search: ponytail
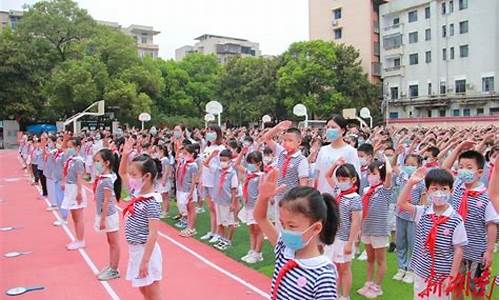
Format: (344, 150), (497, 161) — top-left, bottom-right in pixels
(320, 193), (339, 245)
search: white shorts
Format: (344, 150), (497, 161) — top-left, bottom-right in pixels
(126, 243), (162, 288)
(388, 203), (396, 232)
(94, 212), (119, 233)
(414, 275), (450, 300)
(216, 204), (236, 226)
(176, 191), (198, 216)
(157, 181), (171, 194)
(237, 207), (256, 225)
(46, 178), (57, 206)
(85, 157), (93, 174)
(324, 239), (355, 264)
(361, 235), (389, 249)
(61, 183), (87, 210)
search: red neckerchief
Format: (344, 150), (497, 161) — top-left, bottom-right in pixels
(271, 260), (299, 300)
(336, 187), (358, 204)
(54, 149), (64, 160)
(243, 173), (259, 202)
(425, 161), (440, 168)
(264, 165), (274, 174)
(29, 146), (36, 159)
(92, 175), (106, 194)
(362, 183), (383, 219)
(122, 196), (153, 217)
(176, 159), (194, 187)
(458, 188), (485, 221)
(63, 157), (74, 177)
(217, 168), (230, 195)
(281, 151), (295, 177)
(361, 166), (368, 173)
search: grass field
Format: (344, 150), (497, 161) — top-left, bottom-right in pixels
(162, 201), (499, 300)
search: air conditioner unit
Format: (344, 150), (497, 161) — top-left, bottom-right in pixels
(332, 20), (339, 26)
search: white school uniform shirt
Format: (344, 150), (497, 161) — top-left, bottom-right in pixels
(200, 144), (226, 188)
(314, 144), (361, 194)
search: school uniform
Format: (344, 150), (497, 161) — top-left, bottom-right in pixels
(410, 205), (467, 300)
(93, 174), (119, 232)
(61, 155), (87, 210)
(44, 147), (57, 207)
(124, 193), (163, 288)
(361, 185), (393, 248)
(359, 166), (369, 196)
(271, 237), (338, 300)
(53, 150), (68, 218)
(237, 171), (262, 225)
(36, 147), (48, 196)
(157, 156), (173, 194)
(211, 167), (239, 226)
(175, 159), (199, 216)
(479, 162), (493, 188)
(200, 144), (226, 199)
(84, 142), (94, 176)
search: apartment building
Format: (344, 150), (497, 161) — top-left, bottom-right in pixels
(380, 0), (499, 122)
(309, 0), (389, 83)
(175, 34), (261, 64)
(98, 21), (160, 58)
(0, 10), (23, 31)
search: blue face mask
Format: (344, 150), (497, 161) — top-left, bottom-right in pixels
(457, 169), (475, 183)
(358, 138), (365, 145)
(247, 164), (258, 173)
(402, 165), (417, 176)
(67, 148), (76, 157)
(280, 223), (316, 251)
(95, 161), (104, 175)
(325, 128), (340, 142)
(206, 132), (217, 142)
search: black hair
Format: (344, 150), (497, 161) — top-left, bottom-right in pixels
(458, 150), (485, 169)
(246, 151), (263, 171)
(368, 160), (387, 181)
(192, 143), (201, 154)
(49, 135), (57, 142)
(69, 137), (81, 148)
(243, 136), (254, 143)
(97, 148), (122, 201)
(279, 186), (339, 245)
(208, 125), (223, 143)
(131, 154), (158, 183)
(219, 149), (233, 159)
(184, 144), (199, 159)
(358, 143), (374, 156)
(335, 163), (360, 194)
(330, 114), (348, 136)
(285, 127), (302, 141)
(227, 139), (242, 154)
(384, 146), (395, 152)
(424, 168), (454, 189)
(263, 146), (274, 156)
(405, 154), (423, 166)
(425, 146), (440, 158)
(486, 146), (499, 162)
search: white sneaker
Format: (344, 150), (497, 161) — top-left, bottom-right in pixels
(46, 206), (58, 211)
(208, 235), (220, 244)
(241, 250), (254, 262)
(53, 220), (68, 226)
(357, 250), (367, 261)
(66, 240), (85, 250)
(392, 269), (406, 281)
(357, 281), (373, 297)
(402, 271), (414, 284)
(364, 284), (383, 299)
(245, 252), (263, 264)
(200, 232), (214, 240)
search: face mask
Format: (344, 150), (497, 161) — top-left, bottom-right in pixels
(95, 161), (104, 175)
(280, 223), (317, 251)
(338, 181), (353, 191)
(402, 165), (417, 176)
(263, 156), (273, 165)
(243, 141), (251, 147)
(206, 132), (217, 142)
(457, 169), (475, 184)
(174, 131), (181, 139)
(429, 190), (450, 206)
(56, 143), (62, 150)
(220, 161), (230, 169)
(359, 157), (368, 166)
(67, 148), (76, 156)
(367, 174), (381, 186)
(96, 135), (101, 140)
(386, 155), (394, 164)
(247, 164), (258, 173)
(128, 176), (144, 193)
(358, 138), (365, 145)
(325, 128), (341, 142)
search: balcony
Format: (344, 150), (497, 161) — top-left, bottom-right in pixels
(331, 19), (340, 27)
(216, 43), (242, 55)
(374, 21), (379, 33)
(382, 65), (403, 78)
(384, 23), (401, 32)
(372, 62), (381, 76)
(137, 43), (159, 50)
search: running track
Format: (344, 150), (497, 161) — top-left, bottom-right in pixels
(0, 150), (270, 299)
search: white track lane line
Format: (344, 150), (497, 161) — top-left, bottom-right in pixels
(83, 185), (269, 298)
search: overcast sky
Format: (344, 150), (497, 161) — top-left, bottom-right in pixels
(2, 0), (310, 59)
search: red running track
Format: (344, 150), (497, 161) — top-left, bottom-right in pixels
(0, 150), (271, 299)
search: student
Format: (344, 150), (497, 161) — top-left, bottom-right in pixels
(238, 151), (264, 264)
(384, 146), (399, 253)
(93, 149), (121, 281)
(43, 136), (58, 211)
(393, 153), (426, 284)
(489, 156), (499, 213)
(120, 140), (163, 300)
(262, 146), (276, 173)
(84, 138), (95, 180)
(208, 149), (240, 251)
(52, 136), (69, 226)
(398, 168), (467, 300)
(423, 146), (441, 169)
(176, 144), (199, 237)
(61, 137), (87, 250)
(325, 163), (362, 300)
(443, 145), (498, 300)
(357, 158), (393, 299)
(253, 170), (339, 300)
(158, 145), (173, 217)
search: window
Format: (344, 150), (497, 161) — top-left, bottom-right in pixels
(455, 79), (466, 94)
(425, 28), (431, 40)
(394, 58), (401, 67)
(409, 53), (419, 65)
(477, 108), (484, 115)
(428, 82), (432, 95)
(428, 110), (432, 117)
(482, 76), (495, 92)
(490, 107), (499, 115)
(409, 85), (419, 98)
(383, 34), (402, 49)
(409, 32), (418, 44)
(393, 18), (400, 25)
(440, 82), (447, 94)
(408, 10), (417, 23)
(442, 48), (447, 60)
(459, 45), (469, 57)
(425, 51), (432, 63)
(450, 47), (455, 59)
(459, 0), (467, 10)
(439, 109), (446, 117)
(442, 2), (447, 14)
(389, 112), (399, 119)
(459, 21), (468, 34)
(333, 8), (342, 20)
(425, 6), (431, 19)
(463, 108), (470, 116)
(450, 24), (454, 36)
(141, 37), (147, 44)
(334, 28), (342, 39)
(442, 25), (447, 37)
(453, 109), (460, 116)
(391, 87), (399, 99)
(449, 0), (454, 13)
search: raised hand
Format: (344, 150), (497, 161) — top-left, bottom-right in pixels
(258, 169), (286, 201)
(277, 120), (292, 131)
(458, 140), (476, 151)
(122, 137), (134, 156)
(409, 167), (427, 184)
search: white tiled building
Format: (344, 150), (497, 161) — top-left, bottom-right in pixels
(380, 0), (498, 122)
(98, 21), (160, 58)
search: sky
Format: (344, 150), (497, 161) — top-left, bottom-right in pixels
(2, 0), (310, 59)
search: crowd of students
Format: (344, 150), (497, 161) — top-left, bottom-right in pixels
(17, 115), (499, 300)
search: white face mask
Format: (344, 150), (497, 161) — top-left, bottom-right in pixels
(263, 156), (273, 165)
(220, 161), (230, 169)
(337, 181), (353, 191)
(128, 176), (144, 195)
(429, 190), (450, 206)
